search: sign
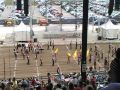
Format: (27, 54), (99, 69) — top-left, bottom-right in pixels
(82, 64), (86, 72)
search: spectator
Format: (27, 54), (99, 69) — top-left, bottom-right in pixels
(21, 78), (28, 89)
(62, 86), (67, 90)
(54, 84), (62, 90)
(85, 85), (94, 90)
(46, 83), (53, 90)
(12, 77), (18, 90)
(74, 84), (82, 90)
(68, 83), (74, 90)
(72, 76), (78, 86)
(91, 76), (96, 90)
(47, 73), (51, 84)
(1, 80), (5, 90)
(108, 48), (120, 83)
(100, 83), (120, 90)
(4, 83), (13, 90)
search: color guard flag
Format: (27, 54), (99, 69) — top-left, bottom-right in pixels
(54, 48), (59, 54)
(73, 50), (78, 60)
(86, 49), (90, 60)
(67, 52), (71, 57)
(86, 49), (90, 57)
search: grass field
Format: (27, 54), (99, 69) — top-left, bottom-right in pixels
(0, 41), (117, 79)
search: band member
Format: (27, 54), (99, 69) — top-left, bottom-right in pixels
(25, 48), (29, 56)
(78, 51), (81, 65)
(97, 52), (100, 62)
(27, 55), (30, 65)
(40, 58), (43, 66)
(108, 43), (111, 53)
(101, 51), (103, 59)
(52, 40), (55, 50)
(54, 53), (57, 63)
(80, 44), (82, 49)
(94, 61), (96, 70)
(16, 43), (19, 50)
(47, 41), (50, 50)
(69, 41), (72, 50)
(50, 39), (52, 46)
(35, 47), (39, 59)
(89, 66), (93, 71)
(13, 48), (18, 60)
(52, 54), (55, 66)
(57, 66), (60, 74)
(75, 40), (77, 49)
(104, 57), (108, 70)
(39, 43), (43, 53)
(94, 51), (97, 58)
(21, 48), (25, 60)
(28, 43), (31, 52)
(94, 44), (97, 51)
(67, 54), (71, 64)
(89, 53), (92, 63)
(90, 47), (92, 52)
(91, 54), (96, 64)
(112, 46), (114, 57)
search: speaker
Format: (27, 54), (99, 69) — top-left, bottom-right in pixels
(108, 0), (114, 16)
(24, 0), (29, 16)
(17, 0), (22, 10)
(115, 0), (120, 10)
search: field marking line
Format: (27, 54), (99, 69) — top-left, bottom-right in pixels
(36, 60), (39, 77)
(13, 60), (17, 77)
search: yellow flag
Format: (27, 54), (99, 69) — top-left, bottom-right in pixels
(86, 49), (90, 57)
(67, 52), (71, 57)
(86, 49), (90, 60)
(73, 50), (78, 60)
(54, 48), (59, 54)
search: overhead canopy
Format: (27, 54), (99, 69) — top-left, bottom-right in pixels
(100, 19), (119, 29)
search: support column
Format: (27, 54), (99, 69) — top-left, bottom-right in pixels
(81, 0), (89, 83)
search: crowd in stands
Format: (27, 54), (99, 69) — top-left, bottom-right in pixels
(0, 71), (108, 90)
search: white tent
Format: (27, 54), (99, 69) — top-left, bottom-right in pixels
(14, 21), (30, 42)
(101, 19), (119, 29)
(99, 19), (119, 39)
